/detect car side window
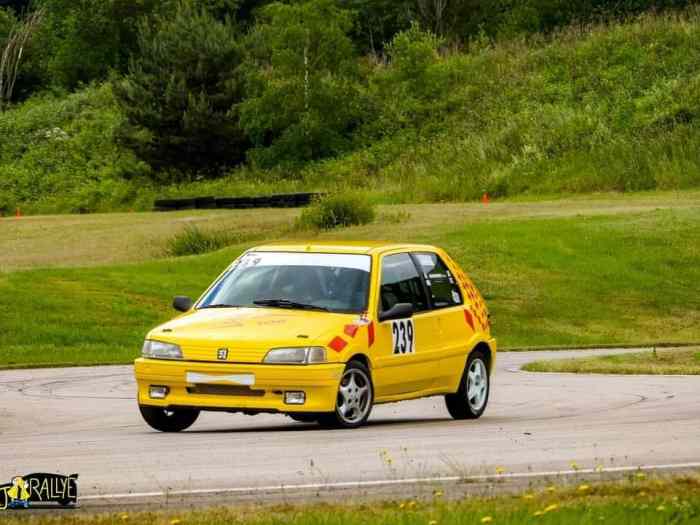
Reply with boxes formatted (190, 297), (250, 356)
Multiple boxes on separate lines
(380, 253), (428, 313)
(414, 252), (462, 309)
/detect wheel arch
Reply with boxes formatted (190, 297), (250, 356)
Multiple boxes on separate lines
(346, 353), (372, 371)
(469, 341), (494, 374)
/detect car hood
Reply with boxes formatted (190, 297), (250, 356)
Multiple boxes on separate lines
(147, 307), (355, 363)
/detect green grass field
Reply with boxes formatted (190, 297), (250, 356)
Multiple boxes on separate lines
(0, 193), (698, 369)
(3, 475), (699, 525)
(524, 347), (700, 375)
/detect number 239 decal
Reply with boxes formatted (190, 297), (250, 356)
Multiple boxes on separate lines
(392, 319), (415, 355)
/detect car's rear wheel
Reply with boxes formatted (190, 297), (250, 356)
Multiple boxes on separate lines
(318, 360), (373, 428)
(139, 405), (200, 432)
(445, 350), (490, 420)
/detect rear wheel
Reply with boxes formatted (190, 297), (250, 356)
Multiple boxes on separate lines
(445, 350), (490, 420)
(318, 360), (373, 428)
(139, 405), (199, 432)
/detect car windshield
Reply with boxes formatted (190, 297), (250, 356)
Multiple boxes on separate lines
(198, 251), (372, 314)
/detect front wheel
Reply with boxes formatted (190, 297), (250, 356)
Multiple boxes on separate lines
(445, 350), (490, 420)
(318, 360), (373, 428)
(139, 405), (200, 432)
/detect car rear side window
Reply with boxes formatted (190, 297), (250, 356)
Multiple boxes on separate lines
(380, 253), (428, 313)
(413, 252), (462, 308)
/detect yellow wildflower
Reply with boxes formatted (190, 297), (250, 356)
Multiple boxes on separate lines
(533, 511), (544, 517)
(433, 490), (444, 498)
(170, 520), (182, 525)
(544, 504), (559, 513)
(429, 521), (438, 525)
(595, 465), (604, 473)
(522, 493), (535, 500)
(481, 517), (493, 523)
(636, 472), (646, 480)
(570, 462), (580, 471)
(408, 500), (417, 509)
(546, 485), (556, 493)
(120, 514), (129, 521)
(495, 466), (505, 475)
(578, 484), (590, 492)
(656, 505), (666, 512)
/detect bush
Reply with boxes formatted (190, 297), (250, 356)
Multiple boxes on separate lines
(0, 83), (152, 213)
(166, 225), (239, 256)
(299, 194), (375, 229)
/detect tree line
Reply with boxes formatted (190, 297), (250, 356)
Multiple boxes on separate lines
(0, 0), (693, 179)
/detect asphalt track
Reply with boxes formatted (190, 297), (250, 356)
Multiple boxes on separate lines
(2, 348), (699, 508)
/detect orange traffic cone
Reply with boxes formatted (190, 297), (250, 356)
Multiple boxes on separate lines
(481, 192), (490, 205)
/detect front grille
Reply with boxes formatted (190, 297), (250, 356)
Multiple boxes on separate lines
(186, 385), (265, 397)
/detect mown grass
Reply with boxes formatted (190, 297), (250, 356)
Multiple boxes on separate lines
(0, 208), (297, 271)
(3, 475), (700, 525)
(523, 347), (700, 375)
(0, 196), (698, 368)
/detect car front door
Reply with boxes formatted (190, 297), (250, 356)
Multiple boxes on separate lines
(372, 253), (441, 398)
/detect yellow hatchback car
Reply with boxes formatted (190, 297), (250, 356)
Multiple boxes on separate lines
(134, 242), (496, 431)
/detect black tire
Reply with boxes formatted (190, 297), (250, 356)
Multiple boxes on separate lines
(139, 405), (200, 432)
(288, 413), (319, 423)
(318, 360), (374, 429)
(445, 350), (490, 420)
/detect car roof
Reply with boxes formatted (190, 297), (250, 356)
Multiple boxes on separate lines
(249, 241), (440, 256)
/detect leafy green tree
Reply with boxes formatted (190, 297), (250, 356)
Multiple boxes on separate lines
(36, 0), (159, 90)
(0, 1), (30, 14)
(114, 0), (246, 174)
(0, 7), (14, 41)
(240, 0), (364, 166)
(361, 23), (443, 138)
(345, 0), (413, 53)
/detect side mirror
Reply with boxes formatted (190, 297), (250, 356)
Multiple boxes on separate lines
(378, 302), (414, 323)
(173, 296), (193, 312)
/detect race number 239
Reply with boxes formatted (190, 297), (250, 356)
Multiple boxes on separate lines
(392, 319), (415, 355)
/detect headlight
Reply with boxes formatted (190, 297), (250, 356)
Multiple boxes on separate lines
(142, 340), (183, 359)
(263, 347), (327, 364)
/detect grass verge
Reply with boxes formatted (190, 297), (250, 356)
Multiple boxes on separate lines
(3, 475), (700, 524)
(523, 347), (700, 375)
(0, 195), (698, 368)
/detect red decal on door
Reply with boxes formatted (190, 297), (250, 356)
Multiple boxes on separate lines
(344, 324), (359, 338)
(328, 336), (348, 353)
(368, 322), (375, 348)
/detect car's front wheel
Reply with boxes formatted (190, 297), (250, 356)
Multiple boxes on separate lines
(139, 405), (200, 432)
(318, 360), (373, 428)
(445, 350), (490, 420)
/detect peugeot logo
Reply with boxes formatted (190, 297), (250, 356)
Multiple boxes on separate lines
(217, 348), (229, 361)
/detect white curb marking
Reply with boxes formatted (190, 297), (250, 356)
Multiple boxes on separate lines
(81, 461), (700, 501)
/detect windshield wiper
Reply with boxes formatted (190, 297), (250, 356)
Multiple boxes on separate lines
(199, 303), (242, 309)
(253, 299), (329, 312)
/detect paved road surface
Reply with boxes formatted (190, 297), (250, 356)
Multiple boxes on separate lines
(1, 348), (698, 506)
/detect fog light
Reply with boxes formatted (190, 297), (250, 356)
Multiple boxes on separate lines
(284, 391), (306, 405)
(149, 385), (169, 399)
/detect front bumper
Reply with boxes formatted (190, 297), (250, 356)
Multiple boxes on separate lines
(135, 358), (344, 413)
